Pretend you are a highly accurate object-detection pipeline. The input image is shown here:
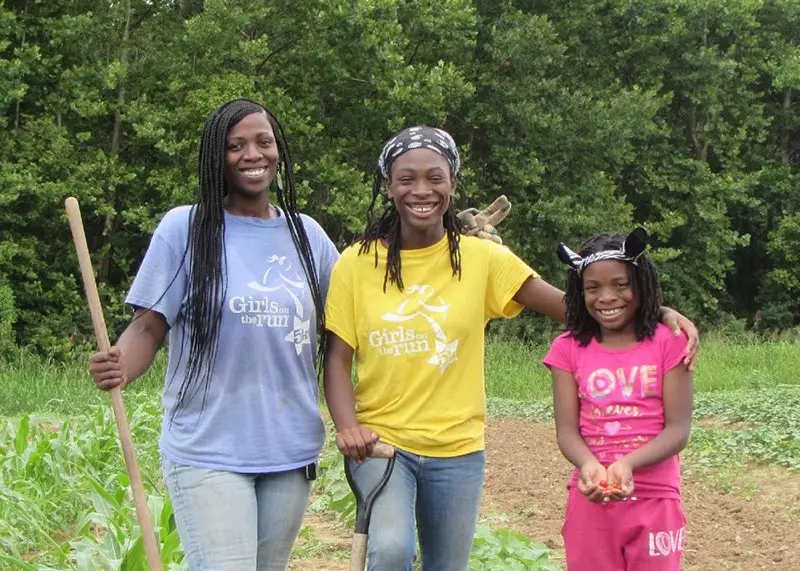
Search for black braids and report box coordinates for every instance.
[443,203,462,280]
[563,233,663,346]
[170,102,255,420]
[358,173,462,292]
[168,99,327,421]
[384,213,402,291]
[267,110,328,373]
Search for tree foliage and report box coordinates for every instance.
[1,0,798,356]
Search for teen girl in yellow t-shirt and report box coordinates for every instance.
[324,126,698,571]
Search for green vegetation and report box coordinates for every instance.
[0,381,561,570]
[3,337,797,418]
[485,337,800,400]
[1,338,797,568]
[2,0,800,359]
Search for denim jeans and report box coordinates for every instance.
[347,448,486,571]
[162,457,311,571]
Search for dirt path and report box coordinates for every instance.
[484,418,800,571]
[291,417,800,570]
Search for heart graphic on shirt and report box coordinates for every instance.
[613,453,625,461]
[604,421,621,436]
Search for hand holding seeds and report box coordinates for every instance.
[604,460,635,501]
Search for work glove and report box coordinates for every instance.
[456,195,511,245]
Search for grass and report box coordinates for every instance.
[0,352,164,418]
[1,337,798,418]
[485,336,800,400]
[0,336,797,569]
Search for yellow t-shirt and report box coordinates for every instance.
[325,234,539,457]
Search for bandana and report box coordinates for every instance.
[557,227,649,275]
[377,126,460,179]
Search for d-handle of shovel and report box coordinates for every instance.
[345,441,396,571]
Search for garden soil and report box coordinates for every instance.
[291,417,800,570]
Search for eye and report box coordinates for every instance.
[429,176,444,183]
[584,285,598,293]
[616,282,630,290]
[259,138,274,148]
[227,143,242,152]
[399,177,413,185]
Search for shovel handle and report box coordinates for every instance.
[350,532,368,571]
[369,441,396,459]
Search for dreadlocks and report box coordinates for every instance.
[171,98,326,418]
[563,233,663,346]
[358,125,462,292]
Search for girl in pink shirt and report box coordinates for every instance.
[544,228,693,571]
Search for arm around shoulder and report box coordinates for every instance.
[513,276,567,323]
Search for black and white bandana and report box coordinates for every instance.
[557,227,649,275]
[377,126,461,179]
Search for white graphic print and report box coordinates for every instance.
[228,255,311,355]
[648,526,686,557]
[370,284,459,374]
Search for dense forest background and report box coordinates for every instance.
[1,0,798,357]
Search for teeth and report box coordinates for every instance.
[599,308,623,317]
[242,168,266,177]
[410,204,435,213]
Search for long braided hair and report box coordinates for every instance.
[358,126,462,291]
[171,98,326,418]
[563,233,663,346]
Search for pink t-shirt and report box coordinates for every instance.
[543,324,687,499]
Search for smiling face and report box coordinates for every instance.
[386,148,456,248]
[581,260,639,339]
[223,111,279,199]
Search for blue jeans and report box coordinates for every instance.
[347,448,486,571]
[162,457,311,571]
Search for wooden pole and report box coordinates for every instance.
[65,197,162,570]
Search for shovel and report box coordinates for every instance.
[345,441,396,571]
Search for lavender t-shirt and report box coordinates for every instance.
[127,206,338,473]
[543,324,687,499]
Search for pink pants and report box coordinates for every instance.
[562,487,687,571]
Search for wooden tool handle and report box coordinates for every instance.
[349,532,368,571]
[370,441,396,459]
[65,197,162,571]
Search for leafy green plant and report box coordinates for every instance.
[0,394,181,569]
[469,526,560,570]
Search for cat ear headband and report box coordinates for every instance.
[557,227,649,275]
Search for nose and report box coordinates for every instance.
[598,287,618,304]
[409,180,433,196]
[242,142,262,161]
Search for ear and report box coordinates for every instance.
[448,175,457,196]
[623,226,648,258]
[384,180,393,199]
[557,243,583,269]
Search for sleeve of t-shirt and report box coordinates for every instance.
[301,214,340,300]
[125,207,190,328]
[659,325,688,372]
[324,246,358,350]
[542,332,575,373]
[484,241,540,319]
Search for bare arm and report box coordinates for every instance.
[553,367,595,469]
[323,332,376,461]
[617,363,693,471]
[552,366,607,502]
[324,332,359,431]
[512,276,699,370]
[513,277,567,323]
[660,308,700,371]
[88,308,168,390]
